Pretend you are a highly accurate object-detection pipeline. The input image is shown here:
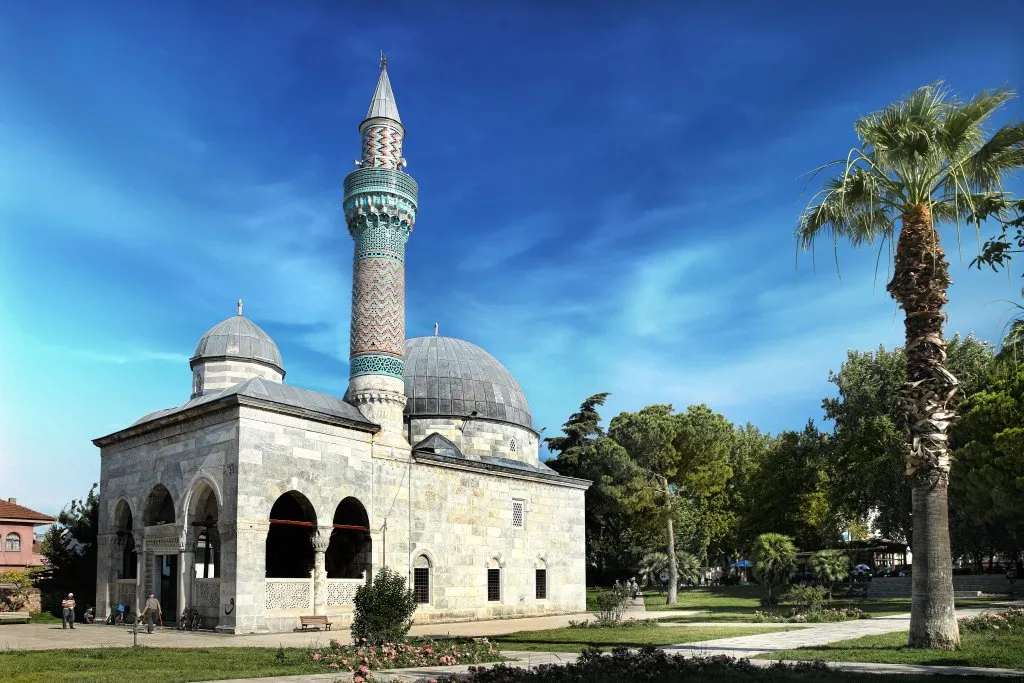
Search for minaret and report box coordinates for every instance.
[343,54,418,443]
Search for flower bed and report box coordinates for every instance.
[752,607,867,623]
[418,647,838,682]
[958,606,1024,633]
[308,637,503,681]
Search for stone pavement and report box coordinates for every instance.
[0,607,690,652]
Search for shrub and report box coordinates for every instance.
[808,550,848,597]
[591,584,630,626]
[421,646,832,682]
[959,607,1024,633]
[0,567,43,611]
[782,585,827,613]
[351,567,417,646]
[750,533,796,607]
[311,637,502,677]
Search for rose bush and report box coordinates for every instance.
[309,637,502,679]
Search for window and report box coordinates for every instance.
[487,567,501,602]
[509,438,516,453]
[512,499,525,529]
[536,568,547,600]
[192,372,203,395]
[5,532,21,552]
[413,555,431,604]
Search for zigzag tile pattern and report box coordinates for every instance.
[350,255,405,358]
[361,125,403,169]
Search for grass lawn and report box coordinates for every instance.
[0,647,330,683]
[761,629,1024,670]
[638,587,1005,623]
[493,624,795,652]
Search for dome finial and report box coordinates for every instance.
[237,298,244,316]
[380,50,387,71]
[434,322,439,336]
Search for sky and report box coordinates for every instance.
[1,1,1022,516]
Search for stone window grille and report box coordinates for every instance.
[487,567,501,602]
[413,555,431,604]
[5,532,20,552]
[512,499,525,529]
[535,568,547,600]
[509,438,516,453]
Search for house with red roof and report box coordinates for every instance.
[1,498,54,570]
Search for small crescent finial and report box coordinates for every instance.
[237,298,244,316]
[434,322,439,336]
[380,51,387,71]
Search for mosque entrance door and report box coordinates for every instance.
[156,555,178,623]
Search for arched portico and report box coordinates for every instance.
[326,497,372,579]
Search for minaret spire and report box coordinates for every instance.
[343,59,419,443]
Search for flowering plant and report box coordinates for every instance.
[959,607,1024,633]
[309,636,503,678]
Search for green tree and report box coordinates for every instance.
[742,421,839,550]
[808,549,849,598]
[826,335,995,546]
[547,393,645,583]
[951,360,1024,563]
[608,405,682,604]
[751,533,797,607]
[798,82,1024,648]
[723,423,773,557]
[672,405,735,564]
[41,484,99,614]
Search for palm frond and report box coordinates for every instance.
[938,87,1016,161]
[960,121,1024,192]
[797,166,896,249]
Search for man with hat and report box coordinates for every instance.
[61,593,76,629]
[141,593,163,633]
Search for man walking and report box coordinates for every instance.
[61,593,76,629]
[141,593,162,634]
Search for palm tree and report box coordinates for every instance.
[798,83,1024,649]
[750,533,796,607]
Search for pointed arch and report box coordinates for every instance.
[144,484,176,526]
[326,497,372,579]
[265,491,316,578]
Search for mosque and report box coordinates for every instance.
[93,61,589,633]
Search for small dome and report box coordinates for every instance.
[191,312,284,375]
[404,336,532,430]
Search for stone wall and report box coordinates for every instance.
[867,574,1024,599]
[234,405,378,634]
[410,417,540,466]
[194,359,283,395]
[95,405,239,627]
[407,459,587,622]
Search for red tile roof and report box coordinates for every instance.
[0,499,55,524]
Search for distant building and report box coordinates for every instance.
[0,498,54,570]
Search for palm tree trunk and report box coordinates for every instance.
[887,204,960,650]
[665,478,678,605]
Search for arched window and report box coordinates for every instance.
[114,500,137,579]
[413,554,431,604]
[193,372,204,396]
[327,497,372,579]
[487,557,503,603]
[144,485,175,526]
[535,559,548,600]
[266,491,316,578]
[5,532,21,552]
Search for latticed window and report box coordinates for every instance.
[509,438,516,452]
[487,568,501,602]
[413,554,431,604]
[512,499,525,529]
[5,532,21,552]
[536,568,547,600]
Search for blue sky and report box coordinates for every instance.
[1,1,1022,515]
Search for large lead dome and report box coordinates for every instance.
[404,336,532,430]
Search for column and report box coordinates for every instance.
[312,529,331,616]
[178,528,194,612]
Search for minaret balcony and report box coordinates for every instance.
[343,167,418,206]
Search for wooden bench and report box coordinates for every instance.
[0,612,30,624]
[299,615,332,631]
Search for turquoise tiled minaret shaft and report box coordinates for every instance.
[344,57,418,382]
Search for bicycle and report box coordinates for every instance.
[105,603,127,625]
[178,607,202,631]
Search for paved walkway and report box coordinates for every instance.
[0,607,689,652]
